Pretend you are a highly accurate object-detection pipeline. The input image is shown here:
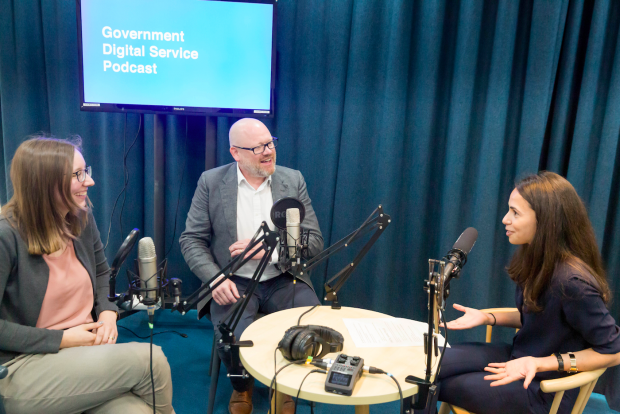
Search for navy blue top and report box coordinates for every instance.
[510,262,620,412]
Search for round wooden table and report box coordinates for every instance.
[239,306,437,414]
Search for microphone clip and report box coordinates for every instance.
[276,228,310,273]
[443,248,467,279]
[121,258,169,311]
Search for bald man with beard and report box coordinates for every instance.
[180,118,323,414]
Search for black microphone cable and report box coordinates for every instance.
[164,116,188,260]
[118,325,188,339]
[366,368,403,414]
[435,308,448,381]
[294,369,327,414]
[268,352,306,414]
[104,113,142,251]
[297,304,319,326]
[150,323,156,414]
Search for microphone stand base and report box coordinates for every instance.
[324,291,341,310]
[405,375,437,410]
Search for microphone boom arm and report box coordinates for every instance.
[171,221,279,382]
[290,205,391,309]
[172,222,278,318]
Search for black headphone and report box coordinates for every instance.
[278,325,344,361]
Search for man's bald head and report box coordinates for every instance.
[229,118,277,180]
[229,118,271,148]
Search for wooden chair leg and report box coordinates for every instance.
[548,390,565,414]
[571,379,598,414]
[270,390,285,414]
[354,405,369,414]
[438,402,452,414]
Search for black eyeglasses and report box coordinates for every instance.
[72,166,92,183]
[233,137,278,155]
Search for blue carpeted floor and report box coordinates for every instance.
[117,310,618,414]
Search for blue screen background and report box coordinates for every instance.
[80,0,273,110]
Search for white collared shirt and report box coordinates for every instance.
[234,163,280,280]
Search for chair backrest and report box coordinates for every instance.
[481,308,606,414]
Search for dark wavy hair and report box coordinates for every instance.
[506,171,609,312]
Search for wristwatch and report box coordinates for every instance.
[568,352,578,374]
[553,353,564,372]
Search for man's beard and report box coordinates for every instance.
[239,153,276,178]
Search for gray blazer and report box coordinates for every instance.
[0,212,118,364]
[179,163,323,318]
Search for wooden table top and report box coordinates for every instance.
[239,305,440,406]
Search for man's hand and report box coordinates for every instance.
[212,278,241,306]
[229,239,265,260]
[60,322,102,348]
[441,303,493,330]
[484,357,540,388]
[93,310,119,345]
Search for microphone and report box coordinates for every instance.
[270,197,307,271]
[442,227,478,282]
[138,237,159,317]
[286,208,301,259]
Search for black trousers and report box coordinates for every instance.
[417,343,575,414]
[210,274,321,392]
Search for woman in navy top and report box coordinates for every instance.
[433,172,620,414]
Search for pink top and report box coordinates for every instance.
[36,240,94,330]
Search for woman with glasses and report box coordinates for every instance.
[0,137,175,414]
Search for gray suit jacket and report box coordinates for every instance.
[179,163,323,318]
[0,212,118,364]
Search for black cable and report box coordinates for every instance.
[274,347,279,414]
[268,359,306,414]
[119,114,141,241]
[363,365,403,414]
[120,113,128,238]
[297,304,319,326]
[150,325,156,414]
[104,114,142,250]
[294,369,326,414]
[434,309,448,383]
[386,373,403,414]
[164,117,188,259]
[118,325,188,339]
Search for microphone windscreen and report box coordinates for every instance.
[453,227,478,255]
[138,237,157,260]
[111,228,140,272]
[286,208,300,224]
[271,197,305,229]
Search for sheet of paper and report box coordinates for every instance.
[343,318,446,348]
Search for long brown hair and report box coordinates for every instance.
[506,171,609,312]
[2,137,89,255]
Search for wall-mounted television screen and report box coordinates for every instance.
[76,0,276,117]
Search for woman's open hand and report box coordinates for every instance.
[484,357,539,388]
[442,303,492,330]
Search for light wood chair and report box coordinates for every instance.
[438,308,606,414]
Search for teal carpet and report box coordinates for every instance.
[118,310,618,414]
